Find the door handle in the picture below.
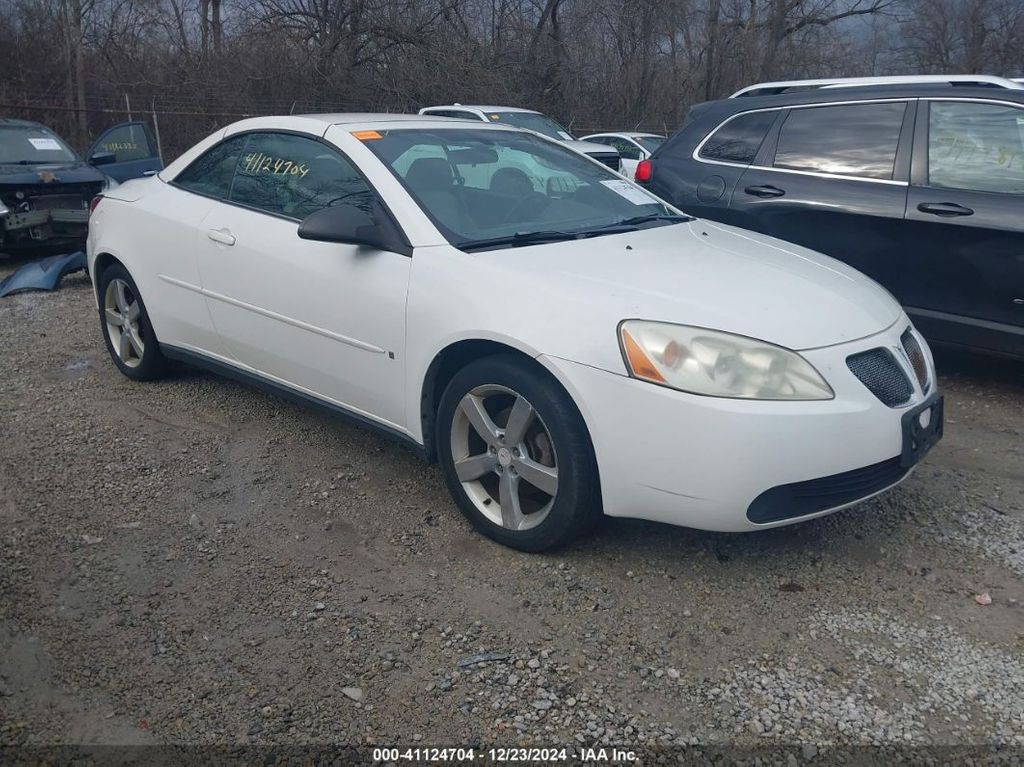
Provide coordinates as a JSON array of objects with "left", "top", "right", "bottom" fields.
[
  {"left": 744, "top": 184, "right": 785, "bottom": 198},
  {"left": 207, "top": 228, "right": 236, "bottom": 246},
  {"left": 917, "top": 202, "right": 974, "bottom": 217},
  {"left": 142, "top": 170, "right": 158, "bottom": 177}
]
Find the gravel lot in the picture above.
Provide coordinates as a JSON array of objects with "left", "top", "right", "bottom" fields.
[{"left": 1, "top": 267, "right": 1022, "bottom": 755}]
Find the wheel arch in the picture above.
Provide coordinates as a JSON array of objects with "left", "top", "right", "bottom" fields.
[
  {"left": 91, "top": 251, "right": 122, "bottom": 298},
  {"left": 418, "top": 338, "right": 597, "bottom": 470}
]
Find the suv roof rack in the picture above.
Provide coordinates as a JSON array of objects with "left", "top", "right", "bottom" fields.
[{"left": 730, "top": 75, "right": 1024, "bottom": 98}]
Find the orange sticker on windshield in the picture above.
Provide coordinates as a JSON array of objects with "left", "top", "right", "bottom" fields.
[{"left": 352, "top": 130, "right": 382, "bottom": 140}]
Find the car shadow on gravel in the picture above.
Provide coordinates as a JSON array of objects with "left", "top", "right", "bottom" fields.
[
  {"left": 573, "top": 484, "right": 918, "bottom": 569},
  {"left": 933, "top": 345, "right": 1024, "bottom": 392}
]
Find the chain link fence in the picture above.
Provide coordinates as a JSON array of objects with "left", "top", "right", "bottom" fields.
[{"left": 0, "top": 91, "right": 674, "bottom": 165}]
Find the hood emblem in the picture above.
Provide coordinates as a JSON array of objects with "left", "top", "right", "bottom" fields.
[{"left": 38, "top": 170, "right": 58, "bottom": 183}]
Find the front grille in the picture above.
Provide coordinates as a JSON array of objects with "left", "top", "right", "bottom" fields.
[
  {"left": 900, "top": 329, "right": 929, "bottom": 392},
  {"left": 847, "top": 348, "right": 913, "bottom": 407},
  {"left": 589, "top": 152, "right": 621, "bottom": 171},
  {"left": 747, "top": 457, "right": 909, "bottom": 523}
]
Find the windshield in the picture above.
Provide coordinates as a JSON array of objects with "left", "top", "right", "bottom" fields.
[
  {"left": 0, "top": 126, "right": 78, "bottom": 165},
  {"left": 635, "top": 136, "right": 665, "bottom": 152},
  {"left": 361, "top": 128, "right": 686, "bottom": 251},
  {"left": 484, "top": 112, "right": 574, "bottom": 141}
]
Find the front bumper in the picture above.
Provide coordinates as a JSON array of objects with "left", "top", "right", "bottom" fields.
[{"left": 540, "top": 321, "right": 939, "bottom": 532}]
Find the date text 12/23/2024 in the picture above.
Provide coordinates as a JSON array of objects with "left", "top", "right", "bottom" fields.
[{"left": 372, "top": 747, "right": 638, "bottom": 762}]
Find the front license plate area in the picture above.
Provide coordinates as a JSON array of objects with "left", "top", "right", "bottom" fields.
[{"left": 901, "top": 394, "right": 944, "bottom": 468}]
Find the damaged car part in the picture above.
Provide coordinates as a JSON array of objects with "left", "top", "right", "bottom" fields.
[
  {"left": 0, "top": 118, "right": 161, "bottom": 255},
  {"left": 0, "top": 251, "right": 86, "bottom": 297}
]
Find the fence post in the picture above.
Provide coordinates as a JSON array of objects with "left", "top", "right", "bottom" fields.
[{"left": 151, "top": 98, "right": 164, "bottom": 164}]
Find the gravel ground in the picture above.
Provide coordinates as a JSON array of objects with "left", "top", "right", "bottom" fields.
[{"left": 1, "top": 268, "right": 1022, "bottom": 756}]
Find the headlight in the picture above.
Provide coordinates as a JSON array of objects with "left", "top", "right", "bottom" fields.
[
  {"left": 619, "top": 320, "right": 833, "bottom": 400},
  {"left": 101, "top": 175, "right": 119, "bottom": 192}
]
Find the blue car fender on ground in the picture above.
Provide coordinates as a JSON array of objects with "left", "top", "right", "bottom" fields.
[{"left": 0, "top": 251, "right": 87, "bottom": 297}]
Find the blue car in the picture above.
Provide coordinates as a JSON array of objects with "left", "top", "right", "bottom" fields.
[{"left": 0, "top": 118, "right": 162, "bottom": 255}]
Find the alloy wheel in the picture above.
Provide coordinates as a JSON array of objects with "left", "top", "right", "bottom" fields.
[
  {"left": 449, "top": 384, "right": 559, "bottom": 531},
  {"left": 103, "top": 277, "right": 145, "bottom": 368}
]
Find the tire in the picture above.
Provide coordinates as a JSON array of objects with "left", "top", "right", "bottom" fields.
[
  {"left": 436, "top": 354, "right": 601, "bottom": 552},
  {"left": 97, "top": 262, "right": 168, "bottom": 381}
]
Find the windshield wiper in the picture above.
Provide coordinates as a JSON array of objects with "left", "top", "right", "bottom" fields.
[
  {"left": 458, "top": 213, "right": 693, "bottom": 252},
  {"left": 458, "top": 230, "right": 585, "bottom": 252},
  {"left": 592, "top": 213, "right": 692, "bottom": 230}
]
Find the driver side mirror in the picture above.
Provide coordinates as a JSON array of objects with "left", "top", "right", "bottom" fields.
[
  {"left": 90, "top": 151, "right": 116, "bottom": 167},
  {"left": 297, "top": 203, "right": 406, "bottom": 254}
]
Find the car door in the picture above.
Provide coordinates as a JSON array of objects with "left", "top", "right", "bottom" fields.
[
  {"left": 86, "top": 121, "right": 163, "bottom": 182},
  {"left": 902, "top": 98, "right": 1024, "bottom": 352},
  {"left": 729, "top": 100, "right": 913, "bottom": 296},
  {"left": 196, "top": 130, "right": 412, "bottom": 429},
  {"left": 133, "top": 133, "right": 246, "bottom": 355},
  {"left": 649, "top": 109, "right": 780, "bottom": 218}
]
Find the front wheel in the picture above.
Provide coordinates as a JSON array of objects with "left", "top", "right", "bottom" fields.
[
  {"left": 436, "top": 355, "right": 601, "bottom": 552},
  {"left": 97, "top": 263, "right": 167, "bottom": 380}
]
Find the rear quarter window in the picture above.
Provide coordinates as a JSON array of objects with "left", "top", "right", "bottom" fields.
[
  {"left": 173, "top": 134, "right": 248, "bottom": 199},
  {"left": 698, "top": 110, "right": 778, "bottom": 164}
]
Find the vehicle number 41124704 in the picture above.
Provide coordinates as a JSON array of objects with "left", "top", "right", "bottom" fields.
[{"left": 371, "top": 747, "right": 638, "bottom": 762}]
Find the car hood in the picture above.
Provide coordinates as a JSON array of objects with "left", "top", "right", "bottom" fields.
[
  {"left": 563, "top": 139, "right": 618, "bottom": 156},
  {"left": 0, "top": 161, "right": 105, "bottom": 186},
  {"left": 475, "top": 219, "right": 902, "bottom": 368}
]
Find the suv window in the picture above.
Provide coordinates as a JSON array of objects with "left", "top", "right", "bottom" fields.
[
  {"left": 230, "top": 132, "right": 373, "bottom": 219},
  {"left": 698, "top": 110, "right": 777, "bottom": 165},
  {"left": 174, "top": 134, "right": 248, "bottom": 198},
  {"left": 928, "top": 101, "right": 1024, "bottom": 194},
  {"left": 774, "top": 102, "right": 906, "bottom": 180}
]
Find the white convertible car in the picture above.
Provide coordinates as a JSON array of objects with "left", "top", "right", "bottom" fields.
[{"left": 87, "top": 113, "right": 943, "bottom": 551}]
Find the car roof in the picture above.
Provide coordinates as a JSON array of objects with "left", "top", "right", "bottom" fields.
[
  {"left": 161, "top": 113, "right": 538, "bottom": 180},
  {"left": 704, "top": 83, "right": 1024, "bottom": 115},
  {"left": 301, "top": 112, "right": 456, "bottom": 125},
  {"left": 584, "top": 132, "right": 664, "bottom": 139},
  {"left": 0, "top": 118, "right": 44, "bottom": 128},
  {"left": 421, "top": 105, "right": 541, "bottom": 114}
]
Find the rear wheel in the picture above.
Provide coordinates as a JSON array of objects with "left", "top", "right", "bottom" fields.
[
  {"left": 97, "top": 263, "right": 167, "bottom": 380},
  {"left": 437, "top": 355, "right": 600, "bottom": 552}
]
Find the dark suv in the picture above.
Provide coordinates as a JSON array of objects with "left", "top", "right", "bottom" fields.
[{"left": 637, "top": 75, "right": 1024, "bottom": 359}]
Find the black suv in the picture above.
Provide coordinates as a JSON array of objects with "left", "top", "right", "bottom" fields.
[{"left": 637, "top": 76, "right": 1024, "bottom": 359}]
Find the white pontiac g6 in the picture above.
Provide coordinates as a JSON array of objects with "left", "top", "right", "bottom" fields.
[{"left": 87, "top": 114, "right": 943, "bottom": 551}]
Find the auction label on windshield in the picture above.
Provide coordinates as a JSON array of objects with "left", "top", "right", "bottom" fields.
[
  {"left": 600, "top": 179, "right": 659, "bottom": 205},
  {"left": 28, "top": 138, "right": 62, "bottom": 151}
]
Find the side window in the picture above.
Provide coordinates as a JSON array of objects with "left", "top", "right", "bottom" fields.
[
  {"left": 609, "top": 137, "right": 642, "bottom": 160},
  {"left": 230, "top": 133, "right": 373, "bottom": 219},
  {"left": 93, "top": 122, "right": 155, "bottom": 162},
  {"left": 773, "top": 102, "right": 906, "bottom": 180},
  {"left": 174, "top": 134, "right": 248, "bottom": 199},
  {"left": 698, "top": 110, "right": 777, "bottom": 164},
  {"left": 927, "top": 101, "right": 1024, "bottom": 194}
]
